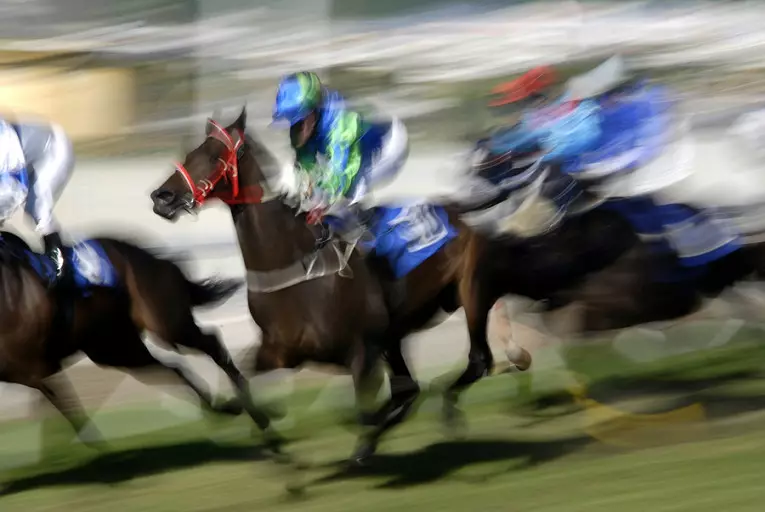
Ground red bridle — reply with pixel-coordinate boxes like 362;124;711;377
174;120;264;207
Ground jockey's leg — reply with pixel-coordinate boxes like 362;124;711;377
0;171;28;223
20;123;75;287
326;195;371;244
0;122;29;222
324;118;410;245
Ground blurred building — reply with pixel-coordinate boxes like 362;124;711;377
0;0;763;154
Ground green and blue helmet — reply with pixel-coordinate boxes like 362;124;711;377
272;71;323;127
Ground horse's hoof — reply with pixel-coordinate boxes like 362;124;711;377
261;401;287;421
509;348;532;372
211;397;244;416
284;460;310;498
263;428;288;457
83;439;110;454
349;439;377;468
77;425;110;452
442;404;468;440
285;479;307;498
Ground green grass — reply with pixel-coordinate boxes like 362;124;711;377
5;334;765;511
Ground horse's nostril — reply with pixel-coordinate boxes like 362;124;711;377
153;189;176;205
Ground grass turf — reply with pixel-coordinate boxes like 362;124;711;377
4;331;765;511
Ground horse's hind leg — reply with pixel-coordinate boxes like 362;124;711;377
81;324;241;416
2;360;106;451
175;327;273;434
38;372;107;451
126;270;272;434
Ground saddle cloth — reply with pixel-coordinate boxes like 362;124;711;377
0;235;119;292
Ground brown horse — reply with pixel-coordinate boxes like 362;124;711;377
439;145;765;426
149;107;525;463
0;229;271;449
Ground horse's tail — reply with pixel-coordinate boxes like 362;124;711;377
186;277;243;308
95;237;244;308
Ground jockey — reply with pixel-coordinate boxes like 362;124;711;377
271;71;409;242
0;117;75;288
485;56;671;179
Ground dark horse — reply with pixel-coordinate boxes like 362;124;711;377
0;229;270;448
441;141;765;421
149;107;534;463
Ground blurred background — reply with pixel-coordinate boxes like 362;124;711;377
5;0;765;157
4;1;765;510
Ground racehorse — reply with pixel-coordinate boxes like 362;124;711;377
0;229;269;448
149;107;536;463
440;132;765;424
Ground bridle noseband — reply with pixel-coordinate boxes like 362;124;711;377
173;120;264;208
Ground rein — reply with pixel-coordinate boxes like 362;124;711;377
173;120;270;208
170;119;355;292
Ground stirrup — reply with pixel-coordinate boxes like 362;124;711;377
315;223;333;249
336;242;356;279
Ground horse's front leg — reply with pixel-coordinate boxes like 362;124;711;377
243;338;299;455
350;333;421;466
348;330;390;466
442;272;497;437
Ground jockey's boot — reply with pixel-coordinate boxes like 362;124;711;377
314;221;333;249
338;204;374;245
43;231;67;290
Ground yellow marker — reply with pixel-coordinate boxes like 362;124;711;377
568;374;707;448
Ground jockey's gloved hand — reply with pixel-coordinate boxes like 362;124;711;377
306;207;326;225
301;184;330;214
43;232;66;287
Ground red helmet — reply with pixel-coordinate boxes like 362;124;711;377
489;65;558;107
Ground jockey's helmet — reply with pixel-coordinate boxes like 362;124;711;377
489;66;557;107
272;71;323;126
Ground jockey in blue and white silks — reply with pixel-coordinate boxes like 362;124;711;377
480;59;740;266
0;117;75;286
271;71;409;242
555;81;675;180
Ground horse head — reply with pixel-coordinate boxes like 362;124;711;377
151;107;270;221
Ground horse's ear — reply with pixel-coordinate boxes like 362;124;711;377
205;118;215;136
233;106;247;131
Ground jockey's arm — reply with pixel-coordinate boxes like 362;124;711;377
317;110;363;203
540;100;602;164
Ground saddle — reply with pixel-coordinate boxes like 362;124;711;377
0;231;77;336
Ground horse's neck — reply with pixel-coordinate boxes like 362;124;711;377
232;141;315;272
231;202;315;272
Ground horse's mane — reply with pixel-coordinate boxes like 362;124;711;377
242;130;311;212
243;132;278;174
243;130;298;197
